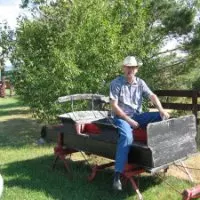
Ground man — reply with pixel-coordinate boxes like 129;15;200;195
110;56;170;191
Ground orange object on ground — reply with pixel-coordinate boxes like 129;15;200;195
182;185;200;200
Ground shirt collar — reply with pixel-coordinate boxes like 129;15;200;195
122;76;138;85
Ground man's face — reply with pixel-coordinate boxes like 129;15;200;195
123;65;138;79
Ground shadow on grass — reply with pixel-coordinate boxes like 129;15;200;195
0;109;30;117
0;101;24;110
1;155;163;200
0;118;41;148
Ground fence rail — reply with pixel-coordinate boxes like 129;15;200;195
154;90;200;124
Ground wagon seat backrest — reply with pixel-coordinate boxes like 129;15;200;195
58;94;111;134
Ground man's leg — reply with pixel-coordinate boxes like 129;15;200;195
133;112;162;128
113;117;133;190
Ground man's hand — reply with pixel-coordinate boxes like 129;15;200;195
110;99;140;128
159;109;170;120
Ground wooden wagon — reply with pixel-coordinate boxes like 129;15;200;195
45;94;198;200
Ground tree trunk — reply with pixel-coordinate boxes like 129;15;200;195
0;69;6;97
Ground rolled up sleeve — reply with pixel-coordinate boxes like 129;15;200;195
141;80;153;98
109;81;121;101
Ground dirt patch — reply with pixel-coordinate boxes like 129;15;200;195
166;153;200;183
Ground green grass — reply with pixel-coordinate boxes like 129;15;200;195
0;96;198;200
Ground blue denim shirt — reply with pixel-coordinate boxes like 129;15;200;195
110;76;153;117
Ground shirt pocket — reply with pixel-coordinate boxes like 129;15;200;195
119;87;127;102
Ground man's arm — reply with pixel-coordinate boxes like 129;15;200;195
110;99;139;128
149;94;170;119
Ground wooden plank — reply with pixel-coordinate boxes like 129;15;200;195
159;102;194;110
57;94;109;103
147;115;197;168
154;90;194;97
154;90;200;97
63;133;117;159
156;102;200;112
155;102;200;111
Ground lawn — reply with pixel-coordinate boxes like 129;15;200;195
0;96;199;200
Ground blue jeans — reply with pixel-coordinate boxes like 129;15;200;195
114;112;162;173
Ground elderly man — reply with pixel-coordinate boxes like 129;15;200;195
110;56;170;190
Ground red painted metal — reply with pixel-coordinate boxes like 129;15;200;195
53;132;77;172
122;164;145;178
134;128;147;143
123;165;145;200
88;162;115;181
87;162;145;199
182;185;200;200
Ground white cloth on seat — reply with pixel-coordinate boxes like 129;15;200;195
0;174;3;198
59;110;108;123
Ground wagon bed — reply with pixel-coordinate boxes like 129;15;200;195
58;112;197;172
55;94;197;172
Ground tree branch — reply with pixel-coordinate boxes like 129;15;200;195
159;59;186;70
150;47;182;59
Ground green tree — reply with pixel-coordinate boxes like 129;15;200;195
12;0;199;122
0;21;14;81
181;21;200;89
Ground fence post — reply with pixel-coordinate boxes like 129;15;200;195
191;90;199;147
194;90;200;147
192;90;198;126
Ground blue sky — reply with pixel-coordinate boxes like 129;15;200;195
0;0;22;70
0;0;22;28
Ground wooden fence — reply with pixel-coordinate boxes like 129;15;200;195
154;90;200;124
